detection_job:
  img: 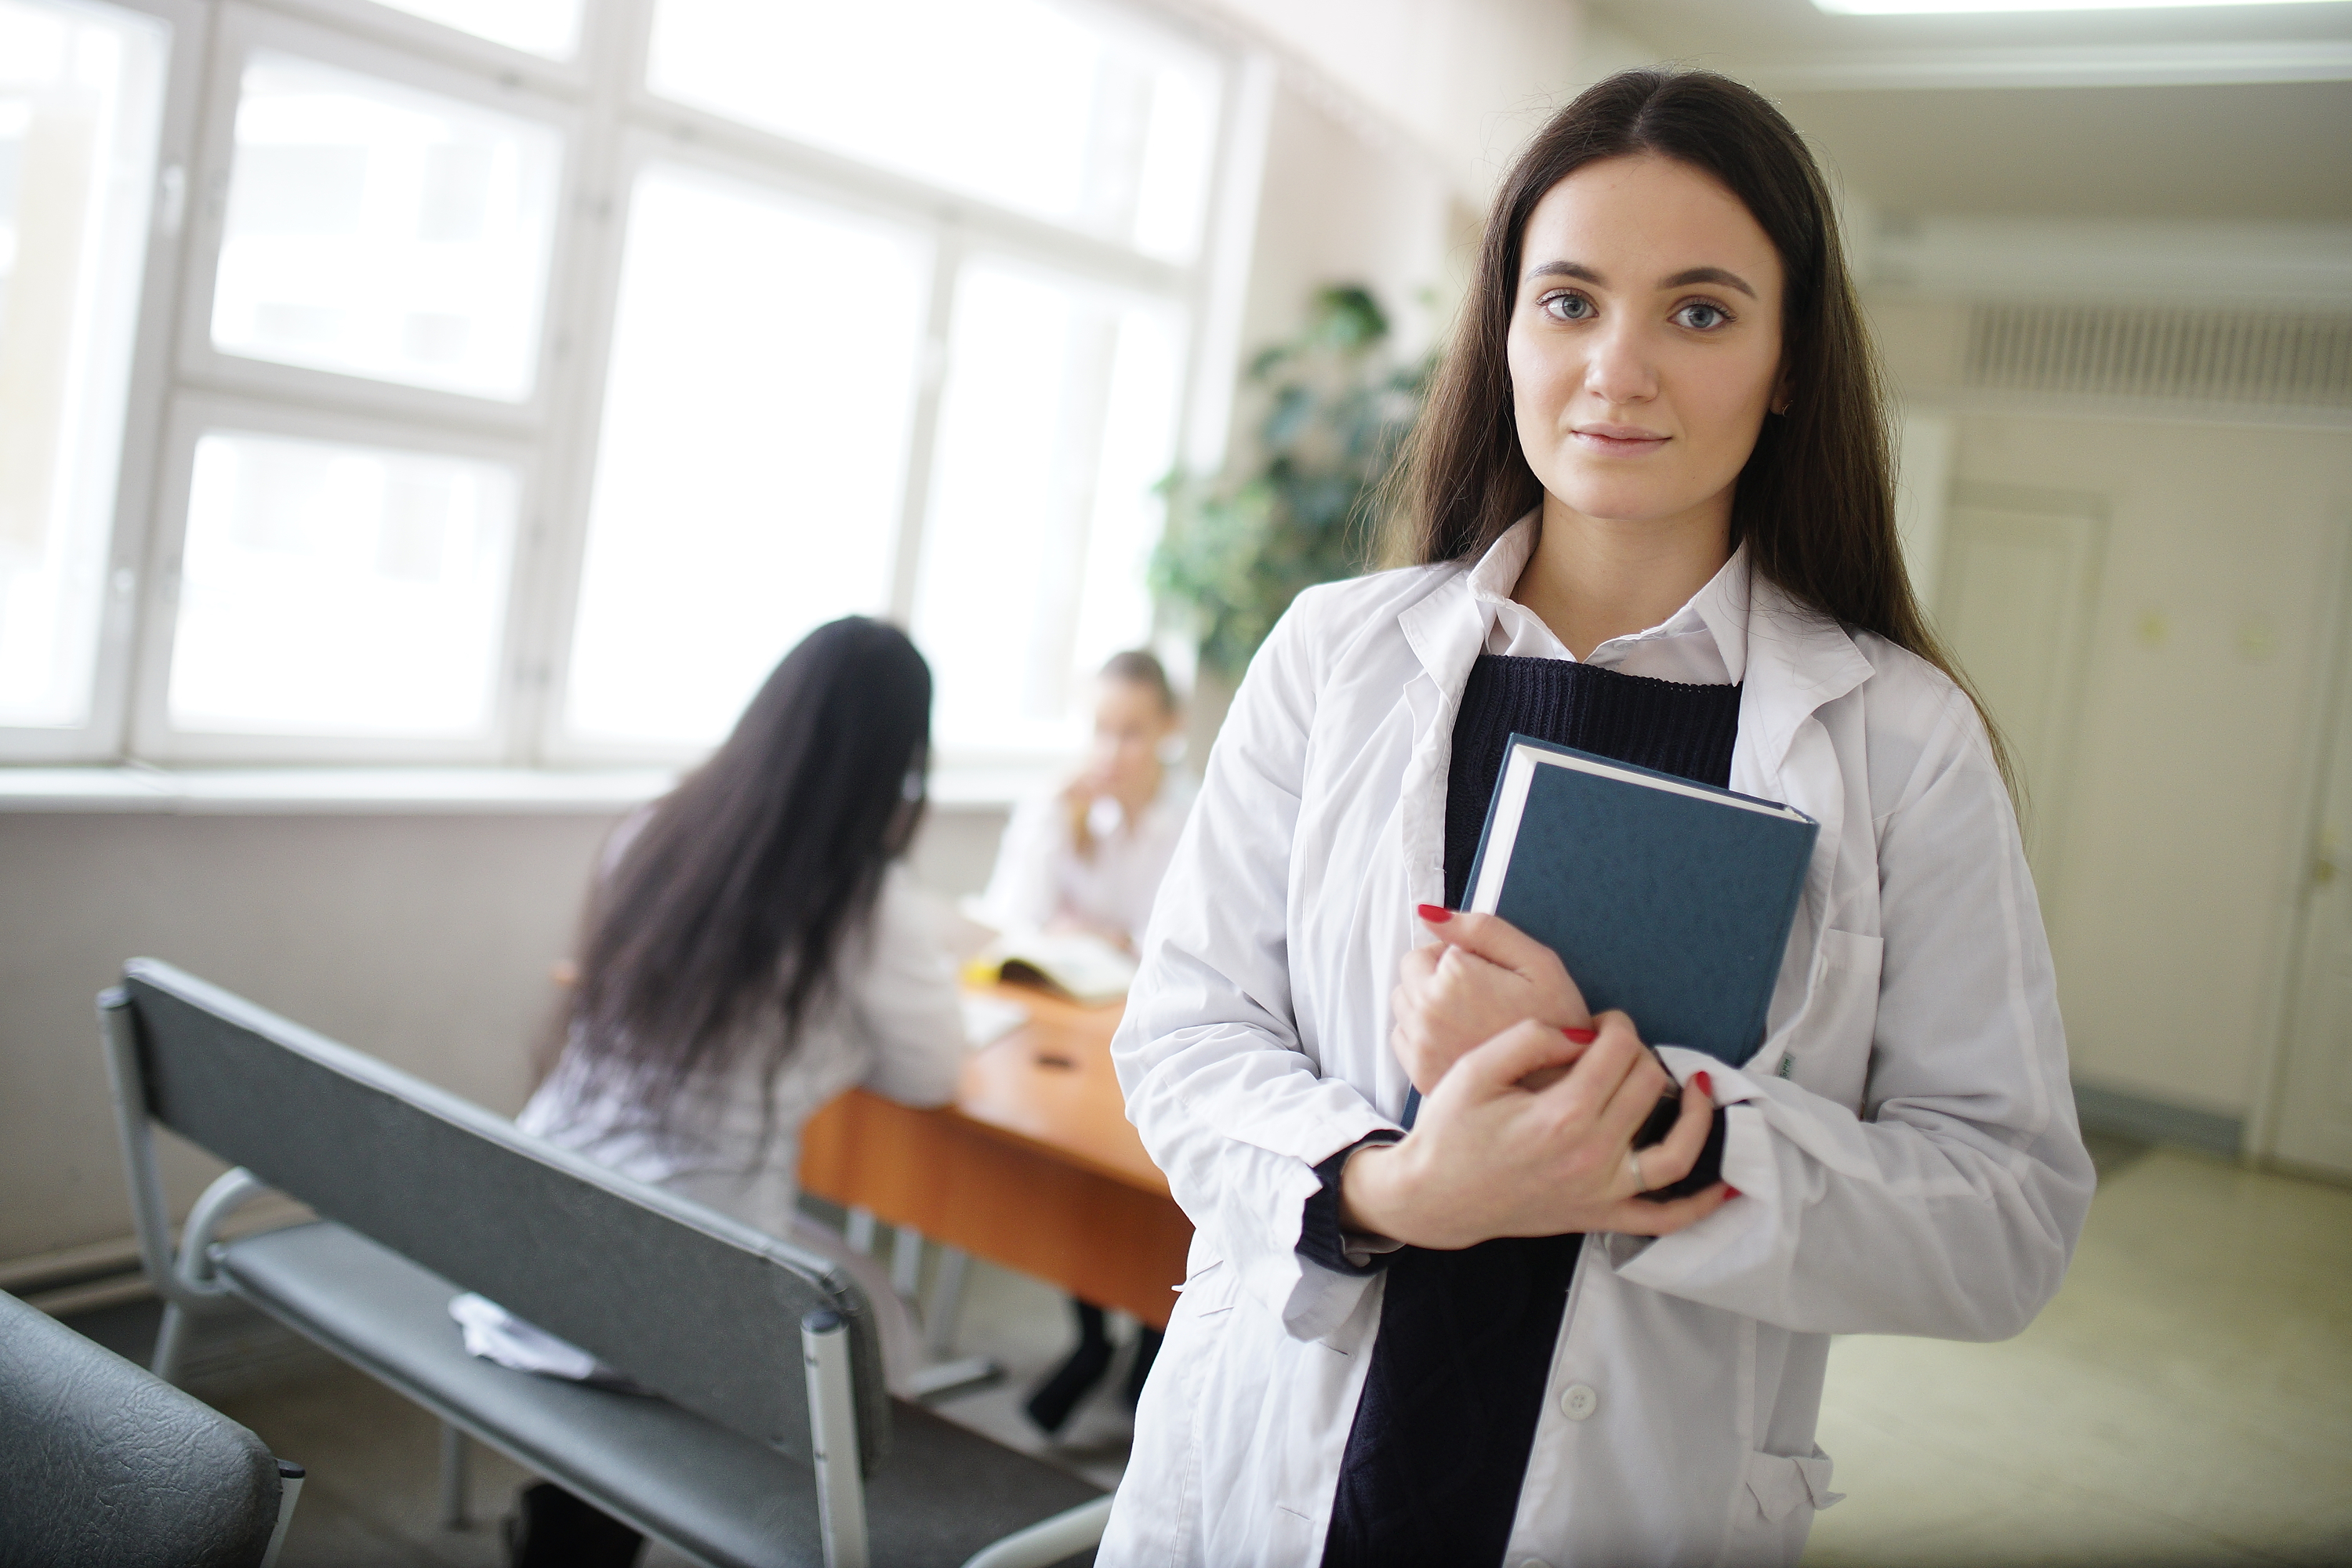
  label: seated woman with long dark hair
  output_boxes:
[487,615,967,1566]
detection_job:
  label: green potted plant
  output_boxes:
[1151,284,1430,691]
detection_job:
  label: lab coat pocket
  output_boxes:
[1744,1443,1845,1523]
[1779,929,1881,1112]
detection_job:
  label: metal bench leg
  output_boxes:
[438,1422,470,1529]
[260,1461,305,1568]
[151,1301,194,1387]
[802,1311,869,1568]
[150,1166,270,1385]
[924,1246,971,1357]
[844,1207,878,1254]
[890,1225,925,1304]
[960,1495,1115,1568]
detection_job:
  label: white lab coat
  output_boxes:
[1103,520,2095,1567]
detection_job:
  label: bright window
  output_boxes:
[2,0,1240,765]
[0,0,165,730]
[210,50,561,401]
[564,161,930,746]
[913,260,1181,756]
[648,0,1221,263]
[168,426,517,736]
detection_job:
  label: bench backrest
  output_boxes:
[107,958,890,1474]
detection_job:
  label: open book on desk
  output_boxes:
[1464,733,1818,1067]
[964,931,1137,1007]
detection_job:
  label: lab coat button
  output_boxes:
[1561,1382,1599,1420]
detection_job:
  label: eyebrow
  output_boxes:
[1523,260,1758,300]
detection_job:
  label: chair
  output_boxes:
[0,1286,303,1568]
[99,958,1110,1568]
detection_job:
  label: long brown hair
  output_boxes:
[1388,69,2010,790]
[555,617,932,1127]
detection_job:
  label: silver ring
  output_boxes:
[1624,1148,1647,1192]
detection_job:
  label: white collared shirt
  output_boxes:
[1468,514,1751,687]
[981,768,1196,946]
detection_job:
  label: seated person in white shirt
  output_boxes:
[482,617,967,1567]
[979,649,1192,951]
[980,650,1192,1436]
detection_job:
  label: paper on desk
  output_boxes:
[960,993,1030,1048]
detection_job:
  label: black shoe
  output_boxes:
[1024,1300,1113,1436]
[503,1481,645,1568]
[1124,1326,1163,1406]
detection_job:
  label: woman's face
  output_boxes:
[1506,154,1786,535]
[1088,677,1178,792]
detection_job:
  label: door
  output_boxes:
[1935,489,2106,889]
[2271,628,2352,1178]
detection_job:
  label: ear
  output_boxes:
[1769,365,1793,416]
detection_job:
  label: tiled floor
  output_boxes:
[56,1142,2350,1566]
[1802,1145,2352,1567]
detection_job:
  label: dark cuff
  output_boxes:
[1295,1131,1405,1276]
[1636,1104,1730,1203]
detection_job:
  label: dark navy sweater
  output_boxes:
[1312,654,1741,1568]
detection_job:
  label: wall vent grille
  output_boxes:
[1964,303,2352,408]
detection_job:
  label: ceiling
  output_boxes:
[1584,0,2352,220]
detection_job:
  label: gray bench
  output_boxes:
[99,958,1110,1568]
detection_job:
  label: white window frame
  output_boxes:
[174,2,587,434]
[0,0,206,764]
[131,390,543,763]
[4,0,1265,772]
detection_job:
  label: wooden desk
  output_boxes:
[797,987,1192,1328]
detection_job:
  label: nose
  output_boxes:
[1582,316,1658,407]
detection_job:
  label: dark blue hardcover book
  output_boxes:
[1461,733,1820,1065]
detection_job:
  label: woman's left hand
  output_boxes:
[1391,906,1590,1095]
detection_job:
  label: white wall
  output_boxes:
[1938,416,2352,1120]
[1204,0,1581,201]
[0,803,1010,1266]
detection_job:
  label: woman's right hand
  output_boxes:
[1391,906,1589,1094]
[1340,1013,1731,1249]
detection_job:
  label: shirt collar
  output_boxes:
[1464,511,1751,683]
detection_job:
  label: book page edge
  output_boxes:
[1523,746,1806,820]
[1468,747,1538,913]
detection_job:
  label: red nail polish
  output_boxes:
[1416,903,1452,923]
[1563,1026,1597,1044]
[1694,1070,1712,1097]
[1722,1185,1742,1200]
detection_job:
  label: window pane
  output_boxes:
[564,163,928,746]
[370,0,582,60]
[210,52,561,401]
[648,0,1220,262]
[913,261,1180,756]
[169,428,516,736]
[0,0,165,729]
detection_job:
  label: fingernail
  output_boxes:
[1722,1185,1742,1200]
[1415,903,1452,923]
[1694,1070,1712,1097]
[1563,1026,1597,1044]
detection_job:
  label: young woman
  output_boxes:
[980,648,1192,951]
[493,617,966,1566]
[1103,71,2093,1567]
[979,650,1191,1433]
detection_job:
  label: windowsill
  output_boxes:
[0,764,1051,815]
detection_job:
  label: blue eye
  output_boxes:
[1545,292,1595,322]
[1675,302,1730,330]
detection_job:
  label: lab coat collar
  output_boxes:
[1396,515,1872,779]
[1462,515,1755,684]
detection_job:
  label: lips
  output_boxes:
[1570,424,1670,452]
